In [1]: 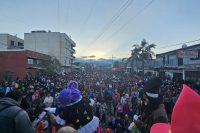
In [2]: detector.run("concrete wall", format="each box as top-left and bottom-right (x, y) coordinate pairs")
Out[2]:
(24, 31), (75, 67)
(0, 42), (7, 50)
(168, 54), (177, 66)
(0, 50), (49, 81)
(155, 44), (200, 72)
(0, 34), (7, 45)
(0, 34), (24, 49)
(0, 51), (27, 80)
(24, 32), (60, 58)
(155, 57), (163, 67)
(7, 34), (24, 49)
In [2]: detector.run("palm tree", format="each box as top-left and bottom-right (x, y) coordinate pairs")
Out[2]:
(140, 39), (156, 77)
(122, 58), (128, 71)
(127, 45), (140, 73)
(128, 39), (156, 77)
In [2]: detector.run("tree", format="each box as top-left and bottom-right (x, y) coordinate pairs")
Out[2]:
(41, 56), (62, 73)
(128, 39), (156, 77)
(127, 45), (140, 72)
(2, 71), (13, 82)
(113, 61), (120, 68)
(122, 58), (128, 70)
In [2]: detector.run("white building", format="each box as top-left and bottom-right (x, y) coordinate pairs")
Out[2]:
(155, 44), (200, 80)
(24, 31), (76, 70)
(126, 59), (156, 75)
(0, 34), (24, 49)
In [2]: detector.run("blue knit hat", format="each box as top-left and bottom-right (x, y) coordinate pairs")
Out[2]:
(58, 81), (82, 107)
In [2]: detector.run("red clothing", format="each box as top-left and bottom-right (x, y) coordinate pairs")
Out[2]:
(116, 104), (123, 113)
(113, 92), (120, 98)
(123, 103), (129, 114)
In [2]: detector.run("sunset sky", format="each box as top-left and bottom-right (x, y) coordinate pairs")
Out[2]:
(1, 0), (200, 59)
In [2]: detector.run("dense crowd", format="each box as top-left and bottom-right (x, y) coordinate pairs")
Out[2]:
(0, 68), (200, 133)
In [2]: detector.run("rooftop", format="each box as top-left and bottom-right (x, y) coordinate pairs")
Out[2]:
(0, 33), (24, 40)
(156, 43), (200, 56)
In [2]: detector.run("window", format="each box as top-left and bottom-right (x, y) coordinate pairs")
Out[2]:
(178, 58), (183, 66)
(27, 58), (34, 64)
(190, 49), (200, 60)
(170, 60), (174, 66)
(169, 60), (172, 65)
(167, 55), (169, 64)
(163, 56), (165, 65)
(37, 59), (41, 64)
(11, 40), (14, 46)
(18, 42), (23, 46)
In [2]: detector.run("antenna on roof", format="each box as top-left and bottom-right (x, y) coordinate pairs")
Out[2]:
(182, 44), (187, 48)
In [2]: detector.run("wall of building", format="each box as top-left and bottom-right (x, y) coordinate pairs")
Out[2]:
(0, 50), (49, 81)
(156, 46), (200, 68)
(0, 42), (7, 50)
(155, 57), (163, 68)
(24, 32), (60, 58)
(0, 34), (24, 49)
(155, 44), (200, 81)
(168, 54), (177, 67)
(0, 50), (27, 81)
(24, 31), (76, 68)
(0, 34), (7, 45)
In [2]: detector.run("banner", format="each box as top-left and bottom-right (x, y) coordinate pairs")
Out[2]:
(176, 50), (198, 58)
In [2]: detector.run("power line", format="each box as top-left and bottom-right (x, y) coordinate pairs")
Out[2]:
(113, 38), (200, 58)
(103, 0), (155, 43)
(57, 0), (60, 32)
(77, 0), (98, 40)
(155, 38), (200, 49)
(0, 11), (29, 27)
(84, 0), (135, 51)
(91, 0), (134, 43)
(64, 0), (71, 31)
(102, 0), (155, 57)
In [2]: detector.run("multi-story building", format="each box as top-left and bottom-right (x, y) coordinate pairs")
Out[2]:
(0, 50), (49, 81)
(0, 34), (24, 49)
(155, 44), (200, 80)
(24, 31), (76, 71)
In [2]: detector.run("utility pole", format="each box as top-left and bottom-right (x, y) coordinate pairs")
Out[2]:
(111, 55), (113, 68)
(142, 49), (145, 79)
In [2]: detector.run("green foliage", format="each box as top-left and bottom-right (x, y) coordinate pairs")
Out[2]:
(42, 56), (62, 73)
(2, 71), (13, 82)
(130, 39), (155, 61)
(113, 61), (120, 68)
(127, 39), (156, 75)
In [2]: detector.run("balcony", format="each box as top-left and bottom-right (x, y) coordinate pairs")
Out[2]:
(71, 55), (75, 59)
(7, 45), (24, 49)
(68, 48), (75, 54)
(71, 48), (75, 53)
(71, 43), (76, 47)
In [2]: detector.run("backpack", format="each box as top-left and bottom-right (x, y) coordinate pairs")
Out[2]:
(0, 105), (22, 133)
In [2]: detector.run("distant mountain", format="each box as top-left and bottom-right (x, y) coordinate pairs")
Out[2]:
(74, 58), (123, 67)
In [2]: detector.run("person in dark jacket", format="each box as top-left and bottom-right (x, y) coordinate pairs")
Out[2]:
(0, 90), (35, 133)
(134, 77), (168, 133)
(114, 114), (125, 133)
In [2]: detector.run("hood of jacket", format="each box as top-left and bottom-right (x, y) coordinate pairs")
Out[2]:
(0, 98), (19, 110)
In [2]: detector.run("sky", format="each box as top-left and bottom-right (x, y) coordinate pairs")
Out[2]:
(1, 0), (200, 59)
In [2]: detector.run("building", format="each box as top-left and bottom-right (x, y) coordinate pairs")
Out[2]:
(24, 31), (76, 71)
(0, 50), (49, 81)
(0, 34), (24, 49)
(155, 44), (200, 80)
(126, 59), (156, 75)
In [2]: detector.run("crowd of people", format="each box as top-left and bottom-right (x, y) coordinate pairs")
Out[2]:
(0, 68), (200, 133)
